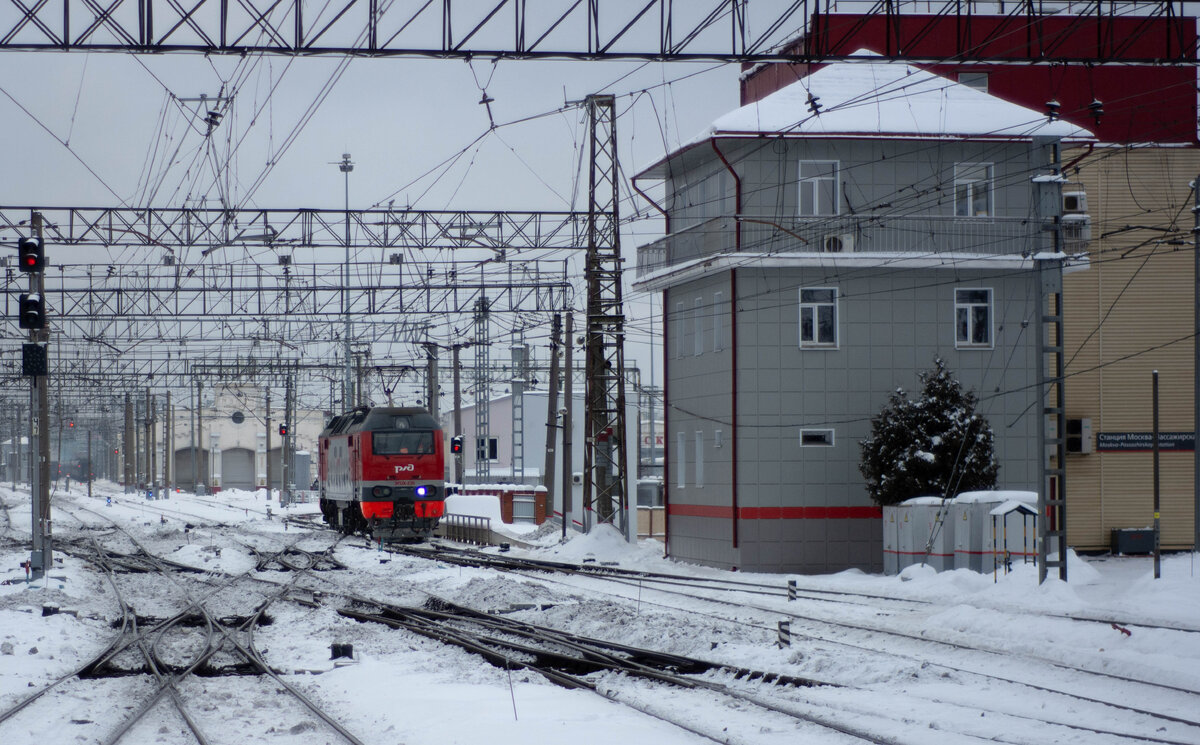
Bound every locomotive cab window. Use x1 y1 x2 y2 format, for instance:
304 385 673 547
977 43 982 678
373 431 435 455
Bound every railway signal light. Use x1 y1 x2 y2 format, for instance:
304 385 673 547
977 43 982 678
18 293 45 329
18 237 44 272
450 435 463 454
21 343 46 376
278 423 288 436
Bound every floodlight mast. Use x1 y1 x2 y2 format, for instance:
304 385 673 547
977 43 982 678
337 153 355 410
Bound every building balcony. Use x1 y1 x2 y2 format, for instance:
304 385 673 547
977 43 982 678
635 214 1086 277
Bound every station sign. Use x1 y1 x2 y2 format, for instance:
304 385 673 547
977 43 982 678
1096 432 1195 452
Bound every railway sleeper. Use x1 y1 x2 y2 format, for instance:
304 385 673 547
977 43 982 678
80 660 265 678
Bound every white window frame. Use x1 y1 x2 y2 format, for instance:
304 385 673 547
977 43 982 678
799 287 838 348
957 72 989 92
955 288 994 348
954 163 994 217
713 290 724 352
714 429 724 448
694 297 705 356
476 436 499 461
694 431 704 488
676 432 687 488
800 429 836 447
798 160 840 216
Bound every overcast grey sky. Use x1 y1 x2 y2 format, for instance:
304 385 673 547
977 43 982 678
2 50 742 402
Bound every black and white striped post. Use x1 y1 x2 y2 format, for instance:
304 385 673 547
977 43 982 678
777 620 791 647
787 579 797 601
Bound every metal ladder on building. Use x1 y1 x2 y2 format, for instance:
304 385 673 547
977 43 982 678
473 297 490 482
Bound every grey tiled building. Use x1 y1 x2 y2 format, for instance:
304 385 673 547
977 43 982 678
633 57 1092 573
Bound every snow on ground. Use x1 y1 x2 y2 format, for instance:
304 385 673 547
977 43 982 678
1 480 1199 744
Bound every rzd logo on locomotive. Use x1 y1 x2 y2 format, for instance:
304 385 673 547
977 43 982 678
394 464 416 473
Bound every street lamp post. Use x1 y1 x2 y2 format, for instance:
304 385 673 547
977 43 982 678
337 153 354 410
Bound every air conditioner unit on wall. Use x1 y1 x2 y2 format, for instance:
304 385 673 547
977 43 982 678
821 233 854 253
1066 418 1093 454
1062 214 1092 244
1063 191 1088 214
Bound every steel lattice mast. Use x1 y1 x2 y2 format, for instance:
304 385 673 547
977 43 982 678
582 94 629 533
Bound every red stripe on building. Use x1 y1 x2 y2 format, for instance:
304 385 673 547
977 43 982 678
669 504 735 519
669 504 882 520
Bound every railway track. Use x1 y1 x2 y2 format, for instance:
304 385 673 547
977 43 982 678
337 593 900 744
0 503 366 745
370 541 1200 744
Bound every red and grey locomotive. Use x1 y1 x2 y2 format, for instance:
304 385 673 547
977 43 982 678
318 406 446 540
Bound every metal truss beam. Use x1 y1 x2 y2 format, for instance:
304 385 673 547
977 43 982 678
0 206 589 254
2 260 571 320
0 352 423 392
0 2 1194 64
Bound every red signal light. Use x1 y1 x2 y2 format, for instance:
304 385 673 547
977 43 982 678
18 237 43 273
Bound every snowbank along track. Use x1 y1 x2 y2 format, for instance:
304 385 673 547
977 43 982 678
378 541 1200 744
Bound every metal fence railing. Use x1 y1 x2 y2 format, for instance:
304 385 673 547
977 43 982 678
440 513 492 546
637 214 1048 277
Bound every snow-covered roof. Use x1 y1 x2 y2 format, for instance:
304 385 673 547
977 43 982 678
638 51 1094 178
900 495 948 506
955 490 1038 505
990 500 1038 517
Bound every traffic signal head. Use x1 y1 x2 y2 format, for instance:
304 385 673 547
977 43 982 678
450 435 463 454
18 293 45 330
18 237 44 273
278 423 288 436
68 420 74 428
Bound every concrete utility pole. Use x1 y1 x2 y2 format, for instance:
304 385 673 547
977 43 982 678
11 406 18 490
123 392 133 491
543 313 561 513
196 379 204 492
1035 139 1068 583
453 343 463 485
164 392 172 492
425 343 439 420
562 312 574 540
265 388 271 493
1153 370 1161 579
149 392 157 498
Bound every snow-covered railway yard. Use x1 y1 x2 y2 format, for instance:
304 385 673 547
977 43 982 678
2 481 1199 745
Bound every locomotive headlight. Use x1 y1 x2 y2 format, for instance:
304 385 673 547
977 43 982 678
415 486 428 497
371 486 392 498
